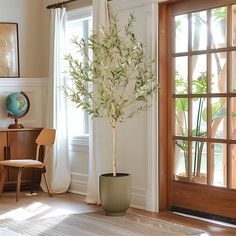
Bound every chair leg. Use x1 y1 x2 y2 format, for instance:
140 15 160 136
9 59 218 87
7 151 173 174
30 168 35 194
0 167 7 195
16 168 23 202
43 173 53 197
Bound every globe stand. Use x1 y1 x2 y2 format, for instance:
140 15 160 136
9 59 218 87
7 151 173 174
8 118 24 129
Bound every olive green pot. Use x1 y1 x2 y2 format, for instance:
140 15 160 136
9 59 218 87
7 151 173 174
99 173 131 216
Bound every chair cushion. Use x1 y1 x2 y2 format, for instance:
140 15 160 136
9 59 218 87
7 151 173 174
0 159 44 168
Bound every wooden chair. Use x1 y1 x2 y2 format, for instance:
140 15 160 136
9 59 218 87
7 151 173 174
0 128 56 202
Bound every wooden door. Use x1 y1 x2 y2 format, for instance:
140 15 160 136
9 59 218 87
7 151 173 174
159 0 236 221
7 130 41 185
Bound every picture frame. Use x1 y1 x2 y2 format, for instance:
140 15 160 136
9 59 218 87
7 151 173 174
0 23 19 77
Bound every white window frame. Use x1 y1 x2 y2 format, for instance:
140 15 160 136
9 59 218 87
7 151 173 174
66 6 92 147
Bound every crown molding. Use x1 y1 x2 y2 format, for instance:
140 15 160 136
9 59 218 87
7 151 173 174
109 0 166 13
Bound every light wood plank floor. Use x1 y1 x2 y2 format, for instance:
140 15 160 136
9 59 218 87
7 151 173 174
0 191 235 235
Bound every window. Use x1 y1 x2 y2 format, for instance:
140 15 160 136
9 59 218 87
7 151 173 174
65 7 92 141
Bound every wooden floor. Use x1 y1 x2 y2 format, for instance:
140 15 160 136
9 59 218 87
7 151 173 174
0 191 235 235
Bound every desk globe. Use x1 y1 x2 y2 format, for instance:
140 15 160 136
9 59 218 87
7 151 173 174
5 91 30 129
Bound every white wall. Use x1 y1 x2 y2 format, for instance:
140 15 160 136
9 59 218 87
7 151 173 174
91 0 158 210
0 0 48 77
67 0 158 211
0 78 47 128
115 0 158 211
68 137 89 195
0 0 158 211
0 0 48 126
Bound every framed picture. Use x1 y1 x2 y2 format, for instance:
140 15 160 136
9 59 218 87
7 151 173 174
0 23 19 77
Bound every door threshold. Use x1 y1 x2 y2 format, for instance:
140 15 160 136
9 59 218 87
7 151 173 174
172 210 236 228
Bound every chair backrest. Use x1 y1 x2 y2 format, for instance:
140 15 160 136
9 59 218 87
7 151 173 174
35 128 56 165
36 128 56 146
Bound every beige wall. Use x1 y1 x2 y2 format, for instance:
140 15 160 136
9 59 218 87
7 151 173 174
0 0 158 211
0 0 47 77
0 0 92 78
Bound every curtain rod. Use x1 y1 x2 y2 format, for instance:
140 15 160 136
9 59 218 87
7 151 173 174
47 0 112 9
46 0 78 9
46 0 79 9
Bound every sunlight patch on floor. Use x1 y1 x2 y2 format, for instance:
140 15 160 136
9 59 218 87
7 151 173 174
40 208 76 219
0 199 77 222
0 202 51 221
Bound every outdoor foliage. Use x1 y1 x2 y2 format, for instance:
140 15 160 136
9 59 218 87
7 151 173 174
174 7 228 180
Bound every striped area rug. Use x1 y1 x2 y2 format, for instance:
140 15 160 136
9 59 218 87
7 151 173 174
0 211 204 236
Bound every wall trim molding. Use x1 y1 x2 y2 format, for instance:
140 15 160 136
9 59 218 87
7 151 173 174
0 77 47 128
146 2 158 212
68 172 88 195
68 172 147 210
109 0 152 12
130 186 146 210
0 78 47 87
109 0 168 14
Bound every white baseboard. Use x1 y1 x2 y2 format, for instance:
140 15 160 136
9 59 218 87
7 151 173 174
68 172 88 195
68 172 147 210
130 186 146 210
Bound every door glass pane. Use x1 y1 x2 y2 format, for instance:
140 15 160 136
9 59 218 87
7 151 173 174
232 5 236 46
175 98 188 136
230 98 236 139
192 141 207 184
211 7 227 49
175 140 188 180
230 51 236 93
175 56 188 94
211 97 227 139
230 144 236 189
211 52 227 93
192 98 207 137
172 4 233 190
192 54 207 94
191 11 207 51
210 143 227 187
175 14 188 53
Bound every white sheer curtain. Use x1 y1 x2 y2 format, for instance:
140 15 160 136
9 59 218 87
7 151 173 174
85 0 110 204
42 7 71 193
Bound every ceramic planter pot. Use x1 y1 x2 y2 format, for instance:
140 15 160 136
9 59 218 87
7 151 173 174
99 173 131 216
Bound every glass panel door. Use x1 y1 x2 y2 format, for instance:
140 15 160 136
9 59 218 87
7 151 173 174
173 5 230 186
166 0 236 220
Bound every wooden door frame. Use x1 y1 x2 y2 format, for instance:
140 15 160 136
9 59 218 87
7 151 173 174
158 2 169 211
158 0 236 212
159 0 178 211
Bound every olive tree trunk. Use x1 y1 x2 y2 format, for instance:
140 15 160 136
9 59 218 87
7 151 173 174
112 126 117 176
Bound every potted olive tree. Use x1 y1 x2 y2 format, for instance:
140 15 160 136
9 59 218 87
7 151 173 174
64 14 157 215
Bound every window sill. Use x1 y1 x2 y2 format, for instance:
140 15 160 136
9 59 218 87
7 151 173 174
69 135 89 153
71 135 89 146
